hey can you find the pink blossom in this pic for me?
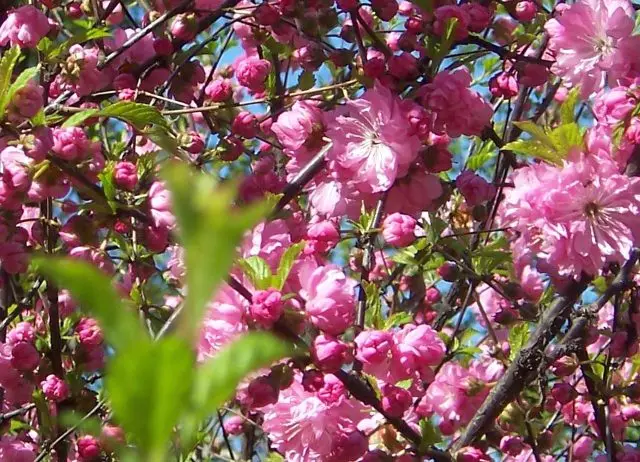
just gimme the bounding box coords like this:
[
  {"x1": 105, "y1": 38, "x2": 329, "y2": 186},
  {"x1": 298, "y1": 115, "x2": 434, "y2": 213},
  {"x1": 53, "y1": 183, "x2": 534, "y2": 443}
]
[
  {"x1": 382, "y1": 213, "x2": 417, "y2": 247},
  {"x1": 195, "y1": 0, "x2": 224, "y2": 11},
  {"x1": 1, "y1": 146, "x2": 33, "y2": 193},
  {"x1": 463, "y1": 3, "x2": 493, "y2": 32},
  {"x1": 76, "y1": 318, "x2": 104, "y2": 346},
  {"x1": 250, "y1": 289, "x2": 284, "y2": 328},
  {"x1": 329, "y1": 431, "x2": 368, "y2": 462},
  {"x1": 41, "y1": 374, "x2": 69, "y2": 402},
  {"x1": 515, "y1": 1, "x2": 537, "y2": 22},
  {"x1": 7, "y1": 81, "x2": 44, "y2": 122},
  {"x1": 205, "y1": 78, "x2": 233, "y2": 102},
  {"x1": 489, "y1": 72, "x2": 519, "y2": 99},
  {"x1": 52, "y1": 127, "x2": 91, "y2": 161},
  {"x1": 236, "y1": 56, "x2": 272, "y2": 92},
  {"x1": 272, "y1": 101, "x2": 324, "y2": 151},
  {"x1": 148, "y1": 181, "x2": 176, "y2": 230},
  {"x1": 421, "y1": 68, "x2": 492, "y2": 137},
  {"x1": 0, "y1": 438, "x2": 36, "y2": 462},
  {"x1": 57, "y1": 45, "x2": 106, "y2": 97},
  {"x1": 198, "y1": 285, "x2": 248, "y2": 360},
  {"x1": 433, "y1": 5, "x2": 470, "y2": 41},
  {"x1": 0, "y1": 6, "x2": 50, "y2": 48},
  {"x1": 232, "y1": 111, "x2": 259, "y2": 138},
  {"x1": 355, "y1": 330, "x2": 393, "y2": 365},
  {"x1": 77, "y1": 435, "x2": 101, "y2": 461},
  {"x1": 457, "y1": 447, "x2": 491, "y2": 462},
  {"x1": 113, "y1": 161, "x2": 138, "y2": 191},
  {"x1": 392, "y1": 324, "x2": 446, "y2": 379},
  {"x1": 544, "y1": 0, "x2": 640, "y2": 97},
  {"x1": 262, "y1": 375, "x2": 365, "y2": 462},
  {"x1": 500, "y1": 150, "x2": 640, "y2": 277},
  {"x1": 419, "y1": 363, "x2": 488, "y2": 434},
  {"x1": 371, "y1": 0, "x2": 398, "y2": 21},
  {"x1": 386, "y1": 169, "x2": 443, "y2": 216},
  {"x1": 301, "y1": 265, "x2": 357, "y2": 335},
  {"x1": 388, "y1": 53, "x2": 419, "y2": 80},
  {"x1": 326, "y1": 82, "x2": 421, "y2": 193},
  {"x1": 223, "y1": 415, "x2": 245, "y2": 435},
  {"x1": 305, "y1": 220, "x2": 339, "y2": 255},
  {"x1": 6, "y1": 322, "x2": 35, "y2": 345},
  {"x1": 10, "y1": 342, "x2": 39, "y2": 371},
  {"x1": 312, "y1": 334, "x2": 352, "y2": 372},
  {"x1": 456, "y1": 170, "x2": 497, "y2": 206},
  {"x1": 380, "y1": 384, "x2": 411, "y2": 417}
]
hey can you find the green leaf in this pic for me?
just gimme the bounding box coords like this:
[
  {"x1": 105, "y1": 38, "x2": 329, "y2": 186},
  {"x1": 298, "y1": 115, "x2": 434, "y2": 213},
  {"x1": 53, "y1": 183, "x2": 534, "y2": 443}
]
[
  {"x1": 548, "y1": 122, "x2": 584, "y2": 155},
  {"x1": 238, "y1": 256, "x2": 273, "y2": 290},
  {"x1": 410, "y1": 0, "x2": 433, "y2": 13},
  {"x1": 162, "y1": 163, "x2": 268, "y2": 340},
  {"x1": 513, "y1": 121, "x2": 556, "y2": 149},
  {"x1": 364, "y1": 281, "x2": 383, "y2": 329},
  {"x1": 0, "y1": 47, "x2": 21, "y2": 118},
  {"x1": 62, "y1": 109, "x2": 99, "y2": 128},
  {"x1": 298, "y1": 71, "x2": 315, "y2": 91},
  {"x1": 384, "y1": 311, "x2": 413, "y2": 329},
  {"x1": 107, "y1": 337, "x2": 194, "y2": 461},
  {"x1": 98, "y1": 101, "x2": 168, "y2": 131},
  {"x1": 508, "y1": 322, "x2": 530, "y2": 362},
  {"x1": 502, "y1": 138, "x2": 564, "y2": 165},
  {"x1": 265, "y1": 453, "x2": 285, "y2": 462},
  {"x1": 506, "y1": 121, "x2": 584, "y2": 165},
  {"x1": 560, "y1": 87, "x2": 580, "y2": 125},
  {"x1": 142, "y1": 126, "x2": 180, "y2": 154},
  {"x1": 43, "y1": 27, "x2": 112, "y2": 60},
  {"x1": 188, "y1": 332, "x2": 294, "y2": 433},
  {"x1": 273, "y1": 242, "x2": 305, "y2": 290},
  {"x1": 419, "y1": 419, "x2": 442, "y2": 450},
  {"x1": 33, "y1": 257, "x2": 143, "y2": 350},
  {"x1": 98, "y1": 163, "x2": 117, "y2": 212}
]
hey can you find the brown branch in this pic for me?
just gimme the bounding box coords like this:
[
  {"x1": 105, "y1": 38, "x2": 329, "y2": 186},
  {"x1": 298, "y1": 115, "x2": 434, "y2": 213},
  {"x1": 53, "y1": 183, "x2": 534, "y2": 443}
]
[{"x1": 452, "y1": 278, "x2": 589, "y2": 450}]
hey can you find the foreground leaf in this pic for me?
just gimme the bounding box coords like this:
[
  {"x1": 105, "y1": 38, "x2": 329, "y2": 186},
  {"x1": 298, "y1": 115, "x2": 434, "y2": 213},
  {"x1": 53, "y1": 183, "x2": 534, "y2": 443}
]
[
  {"x1": 107, "y1": 337, "x2": 194, "y2": 461},
  {"x1": 33, "y1": 257, "x2": 143, "y2": 350},
  {"x1": 162, "y1": 163, "x2": 268, "y2": 339}
]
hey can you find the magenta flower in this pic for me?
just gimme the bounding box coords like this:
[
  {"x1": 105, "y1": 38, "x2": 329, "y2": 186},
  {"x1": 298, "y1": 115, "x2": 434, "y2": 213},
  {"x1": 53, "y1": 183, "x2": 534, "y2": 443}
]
[
  {"x1": 326, "y1": 82, "x2": 421, "y2": 193},
  {"x1": 301, "y1": 265, "x2": 357, "y2": 335},
  {"x1": 262, "y1": 375, "x2": 365, "y2": 462},
  {"x1": 272, "y1": 101, "x2": 325, "y2": 151},
  {"x1": 0, "y1": 6, "x2": 50, "y2": 48},
  {"x1": 545, "y1": 0, "x2": 640, "y2": 97}
]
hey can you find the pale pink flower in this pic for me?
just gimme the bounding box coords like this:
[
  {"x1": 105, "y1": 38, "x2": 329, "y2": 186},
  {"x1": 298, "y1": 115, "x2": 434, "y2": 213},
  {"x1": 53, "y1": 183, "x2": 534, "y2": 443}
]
[
  {"x1": 544, "y1": 0, "x2": 640, "y2": 97},
  {"x1": 326, "y1": 82, "x2": 421, "y2": 193},
  {"x1": 501, "y1": 150, "x2": 640, "y2": 277},
  {"x1": 0, "y1": 6, "x2": 50, "y2": 48},
  {"x1": 148, "y1": 181, "x2": 175, "y2": 230},
  {"x1": 262, "y1": 374, "x2": 366, "y2": 462},
  {"x1": 419, "y1": 363, "x2": 488, "y2": 434},
  {"x1": 198, "y1": 284, "x2": 248, "y2": 360}
]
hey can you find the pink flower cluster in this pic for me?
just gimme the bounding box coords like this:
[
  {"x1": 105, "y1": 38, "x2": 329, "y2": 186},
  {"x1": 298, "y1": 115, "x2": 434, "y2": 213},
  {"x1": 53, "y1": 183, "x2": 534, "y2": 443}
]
[{"x1": 501, "y1": 149, "x2": 640, "y2": 277}]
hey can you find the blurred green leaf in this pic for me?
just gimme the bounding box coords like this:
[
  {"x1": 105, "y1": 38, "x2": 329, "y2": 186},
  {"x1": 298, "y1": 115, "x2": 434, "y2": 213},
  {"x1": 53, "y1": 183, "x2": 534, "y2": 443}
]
[
  {"x1": 107, "y1": 337, "x2": 194, "y2": 461},
  {"x1": 419, "y1": 419, "x2": 442, "y2": 450},
  {"x1": 33, "y1": 257, "x2": 143, "y2": 350},
  {"x1": 0, "y1": 47, "x2": 21, "y2": 118},
  {"x1": 184, "y1": 332, "x2": 295, "y2": 443},
  {"x1": 162, "y1": 163, "x2": 268, "y2": 340}
]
